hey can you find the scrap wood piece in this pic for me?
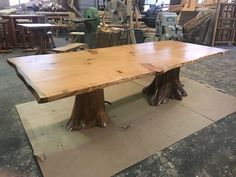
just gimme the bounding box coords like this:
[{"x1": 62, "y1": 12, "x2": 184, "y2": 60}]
[{"x1": 52, "y1": 43, "x2": 85, "y2": 53}]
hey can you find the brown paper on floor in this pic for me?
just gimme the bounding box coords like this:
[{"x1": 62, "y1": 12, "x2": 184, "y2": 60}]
[{"x1": 15, "y1": 77, "x2": 236, "y2": 177}]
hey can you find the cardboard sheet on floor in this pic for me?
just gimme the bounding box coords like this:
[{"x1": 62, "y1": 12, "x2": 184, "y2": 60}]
[{"x1": 15, "y1": 77, "x2": 236, "y2": 177}]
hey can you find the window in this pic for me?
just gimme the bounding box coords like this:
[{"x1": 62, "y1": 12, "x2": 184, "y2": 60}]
[
  {"x1": 9, "y1": 0, "x2": 19, "y2": 6},
  {"x1": 20, "y1": 0, "x2": 30, "y2": 3},
  {"x1": 145, "y1": 0, "x2": 157, "y2": 4},
  {"x1": 9, "y1": 0, "x2": 30, "y2": 6},
  {"x1": 144, "y1": 0, "x2": 170, "y2": 11}
]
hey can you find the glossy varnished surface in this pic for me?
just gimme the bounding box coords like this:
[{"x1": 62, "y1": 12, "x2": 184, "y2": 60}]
[
  {"x1": 2, "y1": 14, "x2": 45, "y2": 18},
  {"x1": 8, "y1": 41, "x2": 226, "y2": 103},
  {"x1": 17, "y1": 23, "x2": 58, "y2": 29}
]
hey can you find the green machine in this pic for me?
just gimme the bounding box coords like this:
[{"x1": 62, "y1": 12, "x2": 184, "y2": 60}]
[{"x1": 84, "y1": 7, "x2": 100, "y2": 48}]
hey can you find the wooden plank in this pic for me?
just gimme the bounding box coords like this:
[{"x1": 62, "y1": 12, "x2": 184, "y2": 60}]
[
  {"x1": 17, "y1": 23, "x2": 58, "y2": 29},
  {"x1": 203, "y1": 14, "x2": 216, "y2": 45},
  {"x1": 69, "y1": 32, "x2": 85, "y2": 36},
  {"x1": 8, "y1": 41, "x2": 227, "y2": 103},
  {"x1": 211, "y1": 0, "x2": 221, "y2": 46},
  {"x1": 52, "y1": 43, "x2": 85, "y2": 53}
]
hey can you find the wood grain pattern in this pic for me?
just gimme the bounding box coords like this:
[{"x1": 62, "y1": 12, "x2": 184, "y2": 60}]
[{"x1": 8, "y1": 41, "x2": 226, "y2": 103}]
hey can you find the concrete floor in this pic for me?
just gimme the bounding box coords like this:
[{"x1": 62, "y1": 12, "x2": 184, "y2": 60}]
[
  {"x1": 0, "y1": 41, "x2": 235, "y2": 177},
  {"x1": 114, "y1": 113, "x2": 236, "y2": 177}
]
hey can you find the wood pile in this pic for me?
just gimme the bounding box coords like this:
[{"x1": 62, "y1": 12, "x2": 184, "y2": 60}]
[
  {"x1": 96, "y1": 27, "x2": 129, "y2": 48},
  {"x1": 182, "y1": 2, "x2": 236, "y2": 46},
  {"x1": 182, "y1": 8, "x2": 216, "y2": 45},
  {"x1": 0, "y1": 8, "x2": 17, "y2": 15}
]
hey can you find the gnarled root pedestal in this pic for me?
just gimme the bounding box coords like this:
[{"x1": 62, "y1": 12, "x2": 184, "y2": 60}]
[
  {"x1": 66, "y1": 89, "x2": 109, "y2": 131},
  {"x1": 143, "y1": 67, "x2": 187, "y2": 106}
]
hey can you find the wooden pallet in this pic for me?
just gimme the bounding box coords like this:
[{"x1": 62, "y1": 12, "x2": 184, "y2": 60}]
[{"x1": 212, "y1": 2, "x2": 236, "y2": 46}]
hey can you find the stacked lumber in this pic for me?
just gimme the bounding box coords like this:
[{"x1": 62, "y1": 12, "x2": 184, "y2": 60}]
[
  {"x1": 0, "y1": 8, "x2": 17, "y2": 15},
  {"x1": 182, "y1": 8, "x2": 216, "y2": 44},
  {"x1": 183, "y1": 8, "x2": 215, "y2": 37}
]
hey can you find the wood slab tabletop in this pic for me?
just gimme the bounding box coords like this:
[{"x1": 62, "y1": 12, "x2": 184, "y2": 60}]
[
  {"x1": 2, "y1": 14, "x2": 45, "y2": 18},
  {"x1": 8, "y1": 41, "x2": 227, "y2": 103},
  {"x1": 17, "y1": 23, "x2": 58, "y2": 29}
]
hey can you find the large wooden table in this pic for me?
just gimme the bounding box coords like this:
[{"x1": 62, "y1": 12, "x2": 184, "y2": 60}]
[
  {"x1": 8, "y1": 41, "x2": 226, "y2": 131},
  {"x1": 2, "y1": 15, "x2": 45, "y2": 46},
  {"x1": 17, "y1": 23, "x2": 68, "y2": 54}
]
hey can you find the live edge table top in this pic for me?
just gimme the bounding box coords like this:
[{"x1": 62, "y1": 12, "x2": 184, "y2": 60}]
[
  {"x1": 17, "y1": 23, "x2": 59, "y2": 29},
  {"x1": 8, "y1": 41, "x2": 226, "y2": 103}
]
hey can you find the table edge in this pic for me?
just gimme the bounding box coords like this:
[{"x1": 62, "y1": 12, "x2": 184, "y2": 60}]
[{"x1": 8, "y1": 44, "x2": 228, "y2": 104}]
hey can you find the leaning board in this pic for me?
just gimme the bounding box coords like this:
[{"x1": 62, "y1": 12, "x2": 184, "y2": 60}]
[{"x1": 8, "y1": 41, "x2": 226, "y2": 103}]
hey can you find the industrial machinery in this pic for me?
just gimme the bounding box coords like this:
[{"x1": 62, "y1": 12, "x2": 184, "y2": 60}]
[
  {"x1": 155, "y1": 12, "x2": 183, "y2": 41},
  {"x1": 143, "y1": 5, "x2": 183, "y2": 41},
  {"x1": 143, "y1": 5, "x2": 162, "y2": 28},
  {"x1": 103, "y1": 0, "x2": 127, "y2": 25},
  {"x1": 83, "y1": 7, "x2": 100, "y2": 48}
]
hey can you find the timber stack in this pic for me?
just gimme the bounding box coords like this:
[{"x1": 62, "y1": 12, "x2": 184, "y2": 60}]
[{"x1": 182, "y1": 8, "x2": 216, "y2": 45}]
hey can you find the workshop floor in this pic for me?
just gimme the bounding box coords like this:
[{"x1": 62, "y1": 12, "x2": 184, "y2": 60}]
[{"x1": 0, "y1": 39, "x2": 235, "y2": 177}]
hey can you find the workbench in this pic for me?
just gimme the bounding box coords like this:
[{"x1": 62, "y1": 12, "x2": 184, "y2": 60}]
[
  {"x1": 36, "y1": 12, "x2": 71, "y2": 36},
  {"x1": 8, "y1": 41, "x2": 226, "y2": 131}
]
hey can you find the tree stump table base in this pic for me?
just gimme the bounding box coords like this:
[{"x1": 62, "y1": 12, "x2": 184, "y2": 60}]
[
  {"x1": 143, "y1": 67, "x2": 187, "y2": 106},
  {"x1": 66, "y1": 89, "x2": 109, "y2": 131},
  {"x1": 8, "y1": 41, "x2": 226, "y2": 131}
]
